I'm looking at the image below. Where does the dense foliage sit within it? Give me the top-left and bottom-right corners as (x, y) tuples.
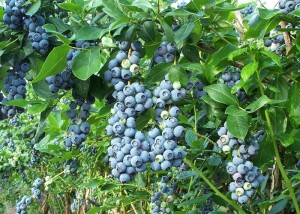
(0, 0), (300, 213)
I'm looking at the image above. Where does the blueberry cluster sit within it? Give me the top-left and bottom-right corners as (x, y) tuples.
(64, 94), (94, 149)
(16, 178), (43, 214)
(240, 5), (254, 17)
(150, 176), (177, 214)
(106, 82), (154, 182)
(148, 77), (187, 171)
(218, 66), (246, 101)
(264, 33), (285, 55)
(153, 41), (177, 64)
(0, 92), (8, 121)
(3, 0), (28, 30)
(199, 186), (213, 214)
(31, 177), (43, 199)
(29, 140), (41, 166)
(1, 61), (30, 118)
(46, 69), (73, 93)
(63, 159), (78, 174)
(279, 0), (300, 14)
(104, 40), (143, 85)
(296, 159), (300, 170)
(217, 123), (265, 204)
(171, 0), (191, 9)
(23, 15), (49, 55)
(186, 80), (206, 99)
(15, 195), (32, 214)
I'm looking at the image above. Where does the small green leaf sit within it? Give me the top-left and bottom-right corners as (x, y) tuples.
(28, 102), (49, 114)
(137, 20), (155, 42)
(168, 65), (188, 87)
(268, 199), (288, 214)
(261, 50), (281, 67)
(179, 194), (213, 206)
(185, 129), (198, 147)
(32, 45), (70, 83)
(287, 83), (300, 127)
(57, 2), (82, 13)
(72, 48), (104, 80)
(86, 207), (101, 214)
(241, 62), (258, 81)
(174, 23), (195, 44)
(182, 44), (200, 62)
(25, 0), (41, 16)
(228, 48), (248, 61)
(246, 95), (271, 113)
(226, 114), (250, 140)
(226, 105), (248, 116)
(146, 63), (173, 83)
(76, 26), (102, 41)
(205, 84), (239, 106)
(176, 171), (198, 180)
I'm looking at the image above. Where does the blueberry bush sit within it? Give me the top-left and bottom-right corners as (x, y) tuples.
(0, 0), (300, 213)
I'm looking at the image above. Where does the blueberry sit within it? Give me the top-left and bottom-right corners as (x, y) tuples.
(131, 156), (143, 167)
(151, 161), (161, 171)
(119, 173), (130, 183)
(119, 41), (130, 51)
(108, 59), (119, 70)
(131, 40), (143, 51)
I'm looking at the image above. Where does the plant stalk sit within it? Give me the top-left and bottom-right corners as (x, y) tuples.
(185, 159), (246, 214)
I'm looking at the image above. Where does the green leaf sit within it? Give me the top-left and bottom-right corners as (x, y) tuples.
(268, 108), (287, 135)
(102, 0), (126, 19)
(47, 17), (70, 33)
(25, 0), (41, 16)
(180, 63), (204, 73)
(168, 65), (188, 87)
(32, 45), (70, 83)
(228, 48), (248, 61)
(182, 44), (200, 62)
(28, 102), (49, 114)
(241, 62), (258, 81)
(268, 199), (288, 214)
(259, 195), (288, 210)
(261, 50), (281, 67)
(208, 154), (222, 166)
(137, 20), (155, 42)
(83, 179), (102, 188)
(253, 139), (274, 167)
(205, 84), (239, 106)
(73, 79), (90, 98)
(246, 95), (271, 113)
(32, 80), (61, 100)
(86, 207), (101, 214)
(176, 171), (198, 180)
(225, 105), (248, 116)
(179, 194), (213, 206)
(287, 83), (300, 127)
(208, 44), (237, 68)
(136, 109), (155, 130)
(72, 48), (104, 80)
(158, 18), (174, 43)
(146, 63), (173, 83)
(226, 114), (250, 140)
(57, 2), (82, 13)
(185, 129), (198, 147)
(276, 133), (294, 148)
(76, 26), (102, 41)
(174, 23), (195, 44)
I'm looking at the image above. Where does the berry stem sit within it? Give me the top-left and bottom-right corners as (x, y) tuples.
(195, 132), (216, 145)
(255, 63), (300, 213)
(184, 159), (247, 214)
(265, 110), (300, 214)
